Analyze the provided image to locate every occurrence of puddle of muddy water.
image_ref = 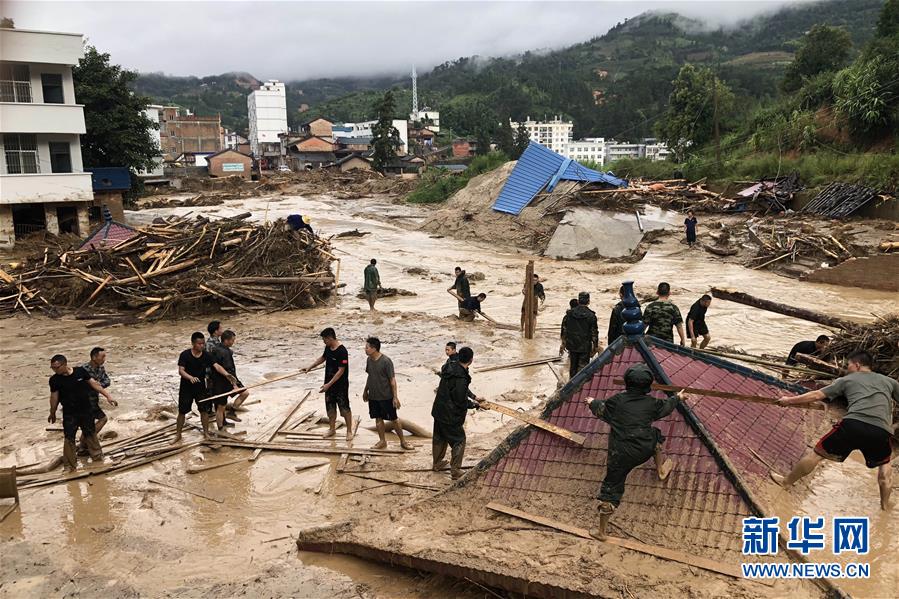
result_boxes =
[2,191,897,597]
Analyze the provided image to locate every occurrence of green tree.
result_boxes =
[371,90,401,172]
[475,129,491,156]
[497,120,515,157]
[657,64,733,161]
[73,46,158,173]
[876,0,899,38]
[513,123,530,158]
[782,25,852,93]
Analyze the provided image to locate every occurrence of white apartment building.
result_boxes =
[247,79,287,159]
[335,119,408,155]
[140,104,164,177]
[564,137,606,166]
[411,109,440,132]
[509,116,573,155]
[0,27,94,247]
[604,140,645,162]
[223,129,248,150]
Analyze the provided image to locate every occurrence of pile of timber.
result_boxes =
[801,182,884,218]
[711,288,899,378]
[577,178,734,212]
[734,171,802,213]
[0,213,336,320]
[745,220,857,274]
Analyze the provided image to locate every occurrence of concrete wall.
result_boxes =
[0,172,93,204]
[0,28,84,65]
[208,151,252,179]
[161,117,222,156]
[802,254,899,292]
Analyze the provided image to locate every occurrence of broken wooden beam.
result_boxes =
[480,400,586,445]
[611,379,825,411]
[710,287,856,330]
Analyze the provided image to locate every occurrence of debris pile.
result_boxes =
[802,182,880,217]
[745,220,856,273]
[577,179,733,212]
[735,171,802,212]
[0,213,336,321]
[830,314,899,378]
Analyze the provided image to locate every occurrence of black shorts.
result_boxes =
[63,409,95,441]
[688,321,709,337]
[88,395,106,421]
[368,399,397,421]
[325,387,351,414]
[814,419,893,468]
[179,384,212,415]
[209,377,242,406]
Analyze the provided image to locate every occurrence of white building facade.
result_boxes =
[509,116,573,155]
[0,27,94,247]
[335,119,408,155]
[411,109,440,132]
[140,104,165,177]
[564,138,606,166]
[247,79,287,159]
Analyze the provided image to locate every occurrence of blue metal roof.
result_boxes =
[88,167,131,192]
[491,142,626,215]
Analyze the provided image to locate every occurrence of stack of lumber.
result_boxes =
[801,182,883,218]
[0,213,336,320]
[577,178,733,212]
[745,221,856,273]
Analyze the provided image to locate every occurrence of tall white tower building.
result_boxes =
[247,79,287,160]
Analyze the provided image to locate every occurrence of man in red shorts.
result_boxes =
[771,350,898,510]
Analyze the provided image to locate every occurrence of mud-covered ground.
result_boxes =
[1,190,897,598]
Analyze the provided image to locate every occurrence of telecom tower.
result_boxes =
[411,65,419,120]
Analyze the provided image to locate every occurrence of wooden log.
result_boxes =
[115,258,201,285]
[485,502,750,582]
[794,353,846,376]
[480,400,585,445]
[204,439,404,456]
[710,287,856,330]
[694,347,834,377]
[198,284,252,312]
[79,274,113,309]
[123,256,148,286]
[149,478,224,503]
[611,379,825,411]
[221,276,335,285]
[251,391,312,461]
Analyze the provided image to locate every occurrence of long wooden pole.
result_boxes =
[611,379,825,411]
[710,287,857,330]
[197,367,320,404]
[475,356,562,373]
[523,260,535,339]
[480,400,586,445]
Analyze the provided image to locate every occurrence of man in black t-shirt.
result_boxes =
[208,330,248,430]
[686,294,712,349]
[49,354,112,469]
[459,293,487,322]
[302,327,354,442]
[174,332,217,442]
[786,335,830,366]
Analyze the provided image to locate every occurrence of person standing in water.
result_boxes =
[684,210,698,248]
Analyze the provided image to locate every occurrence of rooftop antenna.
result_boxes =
[411,65,419,120]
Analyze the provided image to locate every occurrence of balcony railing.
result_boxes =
[0,80,33,103]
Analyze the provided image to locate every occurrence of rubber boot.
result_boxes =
[83,434,103,461]
[432,438,448,470]
[450,441,466,480]
[63,439,78,470]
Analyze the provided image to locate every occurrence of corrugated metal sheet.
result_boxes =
[88,167,131,192]
[492,142,626,215]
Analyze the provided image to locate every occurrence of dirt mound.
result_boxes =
[418,162,560,251]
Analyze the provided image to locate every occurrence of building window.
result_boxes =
[49,141,72,173]
[3,134,40,174]
[41,73,64,103]
[0,64,32,102]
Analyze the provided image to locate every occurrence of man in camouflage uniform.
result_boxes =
[642,282,685,345]
[560,291,599,379]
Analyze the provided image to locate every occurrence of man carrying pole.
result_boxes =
[302,327,354,442]
[448,266,471,309]
[432,346,484,479]
[584,363,682,539]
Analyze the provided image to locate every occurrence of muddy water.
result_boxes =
[1,191,896,597]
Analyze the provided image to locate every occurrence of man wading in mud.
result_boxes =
[302,328,354,442]
[363,337,413,450]
[584,364,683,540]
[432,346,484,479]
[560,291,599,378]
[49,354,112,470]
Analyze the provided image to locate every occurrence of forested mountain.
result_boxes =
[133,0,882,138]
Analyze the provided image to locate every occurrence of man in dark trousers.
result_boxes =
[772,350,898,510]
[560,291,599,379]
[363,259,381,312]
[208,330,249,428]
[584,363,681,539]
[174,332,219,442]
[432,346,484,479]
[448,266,471,308]
[459,293,487,322]
[302,327,354,441]
[49,354,113,470]
[79,346,117,454]
[607,286,626,345]
[686,294,712,349]
[786,335,830,366]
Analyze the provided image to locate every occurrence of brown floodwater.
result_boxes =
[1,191,896,597]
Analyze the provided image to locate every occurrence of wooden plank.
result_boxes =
[186,457,249,474]
[206,439,404,456]
[250,391,311,461]
[486,502,746,581]
[523,260,535,339]
[480,400,585,445]
[611,379,825,411]
[197,369,319,404]
[149,478,224,503]
[474,356,562,373]
[78,274,113,309]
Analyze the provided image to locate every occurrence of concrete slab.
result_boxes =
[545,207,672,259]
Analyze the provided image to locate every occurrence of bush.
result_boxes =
[406,151,508,204]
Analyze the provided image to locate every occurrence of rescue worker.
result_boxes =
[607,286,626,345]
[584,363,682,539]
[642,282,685,345]
[560,291,599,378]
[431,346,484,480]
[287,214,314,236]
[448,266,471,309]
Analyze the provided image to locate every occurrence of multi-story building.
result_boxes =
[158,108,222,160]
[247,79,287,165]
[139,104,165,177]
[411,109,440,133]
[223,129,248,151]
[604,140,645,163]
[0,26,94,247]
[509,116,573,155]
[564,137,606,165]
[643,138,672,162]
[334,119,408,155]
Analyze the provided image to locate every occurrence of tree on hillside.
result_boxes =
[513,123,530,159]
[475,129,491,156]
[497,120,516,156]
[73,46,158,174]
[782,24,852,93]
[876,0,899,37]
[371,90,401,172]
[657,64,733,162]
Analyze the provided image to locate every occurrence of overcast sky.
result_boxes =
[6,1,818,80]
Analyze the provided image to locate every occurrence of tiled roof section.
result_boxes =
[476,345,754,558]
[80,222,138,250]
[652,345,826,487]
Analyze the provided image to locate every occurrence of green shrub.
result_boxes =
[406,151,508,204]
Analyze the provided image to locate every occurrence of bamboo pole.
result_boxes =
[197,368,319,404]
